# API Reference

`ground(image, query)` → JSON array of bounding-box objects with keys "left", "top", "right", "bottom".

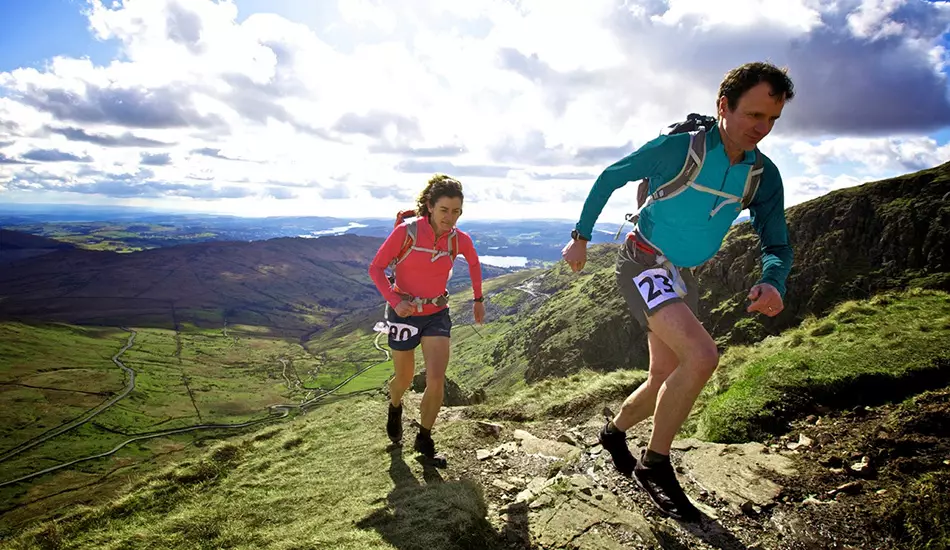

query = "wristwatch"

[
  {"left": 570, "top": 229, "right": 590, "bottom": 242},
  {"left": 473, "top": 297, "right": 484, "bottom": 303}
]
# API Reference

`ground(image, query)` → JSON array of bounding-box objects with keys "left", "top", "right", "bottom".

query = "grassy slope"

[
  {"left": 2, "top": 293, "right": 949, "bottom": 549},
  {"left": 0, "top": 319, "right": 392, "bottom": 531},
  {"left": 688, "top": 288, "right": 950, "bottom": 442},
  {"left": 466, "top": 289, "right": 950, "bottom": 445},
  {"left": 5, "top": 396, "right": 509, "bottom": 550}
]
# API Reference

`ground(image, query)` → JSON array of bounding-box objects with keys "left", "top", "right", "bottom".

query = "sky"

[{"left": 1, "top": 0, "right": 950, "bottom": 222}]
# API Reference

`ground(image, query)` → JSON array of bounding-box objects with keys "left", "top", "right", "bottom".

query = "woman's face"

[{"left": 429, "top": 196, "right": 463, "bottom": 232}]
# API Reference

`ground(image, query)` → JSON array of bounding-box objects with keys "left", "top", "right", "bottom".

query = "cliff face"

[{"left": 698, "top": 161, "right": 950, "bottom": 345}]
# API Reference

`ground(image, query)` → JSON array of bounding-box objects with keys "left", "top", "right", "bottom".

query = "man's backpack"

[{"left": 617, "top": 113, "right": 765, "bottom": 236}]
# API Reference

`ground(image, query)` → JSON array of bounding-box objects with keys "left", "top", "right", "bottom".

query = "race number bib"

[
  {"left": 632, "top": 267, "right": 680, "bottom": 310},
  {"left": 388, "top": 322, "right": 420, "bottom": 342}
]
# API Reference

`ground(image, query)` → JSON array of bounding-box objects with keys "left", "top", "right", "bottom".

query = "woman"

[{"left": 368, "top": 174, "right": 486, "bottom": 461}]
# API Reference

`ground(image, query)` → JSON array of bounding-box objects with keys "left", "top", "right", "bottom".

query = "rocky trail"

[{"left": 394, "top": 387, "right": 950, "bottom": 550}]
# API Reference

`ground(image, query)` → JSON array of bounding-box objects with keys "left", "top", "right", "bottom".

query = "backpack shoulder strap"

[
  {"left": 741, "top": 149, "right": 765, "bottom": 210},
  {"left": 393, "top": 219, "right": 419, "bottom": 266},
  {"left": 643, "top": 128, "right": 707, "bottom": 205},
  {"left": 448, "top": 229, "right": 458, "bottom": 261}
]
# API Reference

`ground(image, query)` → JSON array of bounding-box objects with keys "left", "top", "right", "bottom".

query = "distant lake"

[
  {"left": 479, "top": 255, "right": 528, "bottom": 268},
  {"left": 299, "top": 222, "right": 369, "bottom": 238}
]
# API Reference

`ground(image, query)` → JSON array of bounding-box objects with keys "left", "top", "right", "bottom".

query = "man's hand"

[
  {"left": 747, "top": 283, "right": 783, "bottom": 317},
  {"left": 562, "top": 238, "right": 588, "bottom": 272},
  {"left": 473, "top": 301, "right": 486, "bottom": 324},
  {"left": 394, "top": 300, "right": 415, "bottom": 317}
]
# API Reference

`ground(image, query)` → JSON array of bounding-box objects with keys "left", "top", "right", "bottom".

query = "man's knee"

[
  {"left": 645, "top": 368, "right": 673, "bottom": 390},
  {"left": 687, "top": 340, "right": 719, "bottom": 377}
]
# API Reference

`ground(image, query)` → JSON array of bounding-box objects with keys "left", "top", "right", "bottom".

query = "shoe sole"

[{"left": 633, "top": 469, "right": 699, "bottom": 523}]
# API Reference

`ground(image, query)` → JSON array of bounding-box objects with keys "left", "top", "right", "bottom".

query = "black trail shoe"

[
  {"left": 598, "top": 421, "right": 637, "bottom": 477},
  {"left": 387, "top": 403, "right": 403, "bottom": 444},
  {"left": 633, "top": 450, "right": 700, "bottom": 522}
]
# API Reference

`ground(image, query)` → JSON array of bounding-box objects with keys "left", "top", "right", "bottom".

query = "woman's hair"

[{"left": 415, "top": 174, "right": 463, "bottom": 217}]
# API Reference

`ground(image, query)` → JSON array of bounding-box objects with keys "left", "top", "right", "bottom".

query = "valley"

[{"left": 0, "top": 161, "right": 948, "bottom": 548}]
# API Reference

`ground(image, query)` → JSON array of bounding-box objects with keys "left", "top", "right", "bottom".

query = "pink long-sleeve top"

[{"left": 368, "top": 218, "right": 484, "bottom": 315}]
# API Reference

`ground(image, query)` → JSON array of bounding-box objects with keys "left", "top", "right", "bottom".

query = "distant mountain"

[
  {"left": 0, "top": 233, "right": 513, "bottom": 335},
  {"left": 0, "top": 229, "right": 75, "bottom": 264},
  {"left": 0, "top": 235, "right": 384, "bottom": 335}
]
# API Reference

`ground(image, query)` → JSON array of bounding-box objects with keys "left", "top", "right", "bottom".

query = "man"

[{"left": 561, "top": 62, "right": 794, "bottom": 521}]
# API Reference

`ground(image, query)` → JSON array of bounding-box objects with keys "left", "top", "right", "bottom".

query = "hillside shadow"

[{"left": 356, "top": 445, "right": 532, "bottom": 550}]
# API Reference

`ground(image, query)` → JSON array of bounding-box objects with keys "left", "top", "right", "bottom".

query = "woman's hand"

[{"left": 473, "top": 300, "right": 486, "bottom": 324}]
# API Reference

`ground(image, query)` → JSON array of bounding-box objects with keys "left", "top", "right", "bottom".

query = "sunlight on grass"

[
  {"left": 8, "top": 397, "right": 508, "bottom": 550},
  {"left": 688, "top": 289, "right": 950, "bottom": 443}
]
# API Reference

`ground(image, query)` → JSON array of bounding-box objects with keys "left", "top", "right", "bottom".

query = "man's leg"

[
  {"left": 644, "top": 302, "right": 719, "bottom": 455},
  {"left": 612, "top": 332, "right": 679, "bottom": 432},
  {"left": 630, "top": 300, "right": 716, "bottom": 521}
]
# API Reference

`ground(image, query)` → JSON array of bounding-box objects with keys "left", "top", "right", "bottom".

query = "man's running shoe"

[
  {"left": 598, "top": 421, "right": 637, "bottom": 477},
  {"left": 387, "top": 403, "right": 403, "bottom": 444},
  {"left": 633, "top": 450, "right": 701, "bottom": 522}
]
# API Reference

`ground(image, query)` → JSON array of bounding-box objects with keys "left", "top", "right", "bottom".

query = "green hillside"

[{"left": 5, "top": 289, "right": 949, "bottom": 549}]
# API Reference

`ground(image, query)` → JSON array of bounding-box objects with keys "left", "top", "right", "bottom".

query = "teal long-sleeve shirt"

[{"left": 574, "top": 125, "right": 793, "bottom": 297}]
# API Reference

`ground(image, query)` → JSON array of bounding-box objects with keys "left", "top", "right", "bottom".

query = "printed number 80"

[{"left": 389, "top": 325, "right": 413, "bottom": 342}]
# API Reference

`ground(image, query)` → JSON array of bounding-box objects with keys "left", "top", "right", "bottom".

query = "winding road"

[
  {"left": 0, "top": 328, "right": 138, "bottom": 464},
  {"left": 0, "top": 328, "right": 393, "bottom": 489}
]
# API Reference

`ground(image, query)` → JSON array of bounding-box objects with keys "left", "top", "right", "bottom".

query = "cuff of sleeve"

[{"left": 573, "top": 223, "right": 592, "bottom": 241}]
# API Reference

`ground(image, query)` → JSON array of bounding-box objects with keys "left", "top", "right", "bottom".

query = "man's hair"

[
  {"left": 717, "top": 61, "right": 795, "bottom": 111},
  {"left": 416, "top": 174, "right": 463, "bottom": 217}
]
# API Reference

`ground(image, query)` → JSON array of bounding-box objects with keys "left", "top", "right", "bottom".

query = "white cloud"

[
  {"left": 784, "top": 173, "right": 868, "bottom": 206},
  {"left": 790, "top": 136, "right": 950, "bottom": 175},
  {"left": 0, "top": 0, "right": 949, "bottom": 221}
]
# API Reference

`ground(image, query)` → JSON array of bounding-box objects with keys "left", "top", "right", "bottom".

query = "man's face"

[
  {"left": 718, "top": 82, "right": 786, "bottom": 151},
  {"left": 430, "top": 196, "right": 462, "bottom": 231}
]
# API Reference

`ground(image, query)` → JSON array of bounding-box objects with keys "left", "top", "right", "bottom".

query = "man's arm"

[
  {"left": 748, "top": 159, "right": 793, "bottom": 298},
  {"left": 573, "top": 134, "right": 687, "bottom": 240}
]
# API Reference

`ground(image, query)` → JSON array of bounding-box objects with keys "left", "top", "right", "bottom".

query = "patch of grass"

[
  {"left": 0, "top": 321, "right": 341, "bottom": 528},
  {"left": 7, "top": 396, "right": 513, "bottom": 550},
  {"left": 878, "top": 470, "right": 950, "bottom": 550},
  {"left": 808, "top": 320, "right": 836, "bottom": 336},
  {"left": 689, "top": 290, "right": 950, "bottom": 443},
  {"left": 471, "top": 368, "right": 648, "bottom": 421}
]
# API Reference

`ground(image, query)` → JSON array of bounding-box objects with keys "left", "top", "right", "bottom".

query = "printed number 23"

[{"left": 637, "top": 273, "right": 675, "bottom": 301}]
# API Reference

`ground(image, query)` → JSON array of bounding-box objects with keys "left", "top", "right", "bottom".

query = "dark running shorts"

[
  {"left": 385, "top": 306, "right": 452, "bottom": 351},
  {"left": 615, "top": 237, "right": 698, "bottom": 331}
]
